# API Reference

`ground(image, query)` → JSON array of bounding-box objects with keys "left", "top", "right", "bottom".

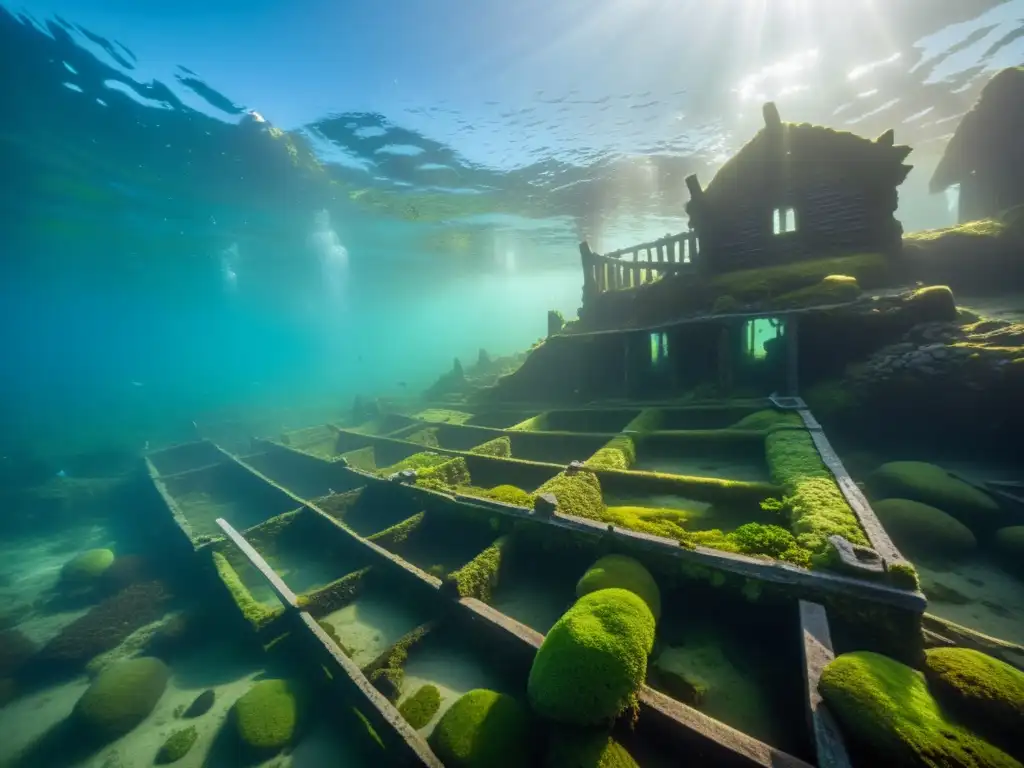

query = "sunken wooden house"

[
  {"left": 685, "top": 102, "right": 913, "bottom": 273},
  {"left": 929, "top": 66, "right": 1024, "bottom": 223}
]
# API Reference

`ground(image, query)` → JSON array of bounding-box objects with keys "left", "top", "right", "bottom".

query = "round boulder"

[
  {"left": 73, "top": 657, "right": 169, "bottom": 743},
  {"left": 576, "top": 555, "right": 661, "bottom": 622},
  {"left": 428, "top": 688, "right": 532, "bottom": 768},
  {"left": 867, "top": 462, "right": 999, "bottom": 525},
  {"left": 872, "top": 499, "right": 977, "bottom": 560},
  {"left": 528, "top": 588, "right": 655, "bottom": 726},
  {"left": 61, "top": 549, "right": 115, "bottom": 586},
  {"left": 234, "top": 679, "right": 299, "bottom": 753}
]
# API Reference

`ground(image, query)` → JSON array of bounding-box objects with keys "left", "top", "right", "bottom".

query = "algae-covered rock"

[
  {"left": 993, "top": 527, "right": 1024, "bottom": 576},
  {"left": 73, "top": 657, "right": 169, "bottom": 742},
  {"left": 428, "top": 688, "right": 532, "bottom": 768},
  {"left": 819, "top": 650, "right": 1019, "bottom": 767},
  {"left": 156, "top": 726, "right": 197, "bottom": 764},
  {"left": 576, "top": 555, "right": 661, "bottom": 621},
  {"left": 61, "top": 548, "right": 115, "bottom": 585},
  {"left": 872, "top": 499, "right": 977, "bottom": 560},
  {"left": 528, "top": 588, "right": 655, "bottom": 726},
  {"left": 867, "top": 462, "right": 1000, "bottom": 524},
  {"left": 469, "top": 437, "right": 512, "bottom": 458},
  {"left": 398, "top": 684, "right": 441, "bottom": 729},
  {"left": 544, "top": 730, "right": 639, "bottom": 768},
  {"left": 234, "top": 679, "right": 300, "bottom": 753},
  {"left": 481, "top": 484, "right": 534, "bottom": 507},
  {"left": 924, "top": 647, "right": 1024, "bottom": 760}
]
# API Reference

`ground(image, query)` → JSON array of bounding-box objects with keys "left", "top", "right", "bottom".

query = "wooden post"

[
  {"left": 786, "top": 314, "right": 800, "bottom": 396},
  {"left": 623, "top": 334, "right": 630, "bottom": 399},
  {"left": 579, "top": 242, "right": 598, "bottom": 306}
]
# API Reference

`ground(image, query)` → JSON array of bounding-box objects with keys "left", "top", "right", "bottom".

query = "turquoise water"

[{"left": 2, "top": 2, "right": 1024, "bottom": 765}]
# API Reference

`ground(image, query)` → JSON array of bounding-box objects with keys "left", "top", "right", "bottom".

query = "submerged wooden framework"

[{"left": 141, "top": 405, "right": 883, "bottom": 768}]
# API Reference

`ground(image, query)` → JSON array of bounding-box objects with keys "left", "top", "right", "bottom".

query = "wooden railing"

[{"left": 580, "top": 230, "right": 700, "bottom": 302}]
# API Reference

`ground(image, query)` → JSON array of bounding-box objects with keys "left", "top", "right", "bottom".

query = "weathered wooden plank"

[
  {"left": 921, "top": 613, "right": 1024, "bottom": 671},
  {"left": 215, "top": 517, "right": 299, "bottom": 610},
  {"left": 799, "top": 601, "right": 853, "bottom": 768}
]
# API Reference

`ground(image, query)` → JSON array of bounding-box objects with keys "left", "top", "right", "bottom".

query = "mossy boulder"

[
  {"left": 872, "top": 499, "right": 977, "bottom": 560},
  {"left": 544, "top": 730, "right": 639, "bottom": 767},
  {"left": 73, "top": 657, "right": 169, "bottom": 742},
  {"left": 819, "top": 650, "right": 1019, "bottom": 767},
  {"left": 233, "top": 679, "right": 300, "bottom": 753},
  {"left": 156, "top": 726, "right": 197, "bottom": 764},
  {"left": 770, "top": 274, "right": 862, "bottom": 309},
  {"left": 428, "top": 688, "right": 532, "bottom": 768},
  {"left": 528, "top": 588, "right": 656, "bottom": 726},
  {"left": 469, "top": 437, "right": 512, "bottom": 458},
  {"left": 398, "top": 684, "right": 441, "bottom": 729},
  {"left": 481, "top": 484, "right": 534, "bottom": 507},
  {"left": 993, "top": 527, "right": 1024, "bottom": 576},
  {"left": 575, "top": 555, "right": 661, "bottom": 621},
  {"left": 61, "top": 548, "right": 115, "bottom": 585},
  {"left": 867, "top": 462, "right": 1000, "bottom": 525},
  {"left": 924, "top": 647, "right": 1024, "bottom": 760}
]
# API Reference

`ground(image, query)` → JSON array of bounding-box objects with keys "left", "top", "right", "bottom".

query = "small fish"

[{"left": 56, "top": 469, "right": 67, "bottom": 478}]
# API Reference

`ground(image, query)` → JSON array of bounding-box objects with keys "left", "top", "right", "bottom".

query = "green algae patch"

[
  {"left": 545, "top": 730, "right": 639, "bottom": 768},
  {"left": 74, "top": 657, "right": 169, "bottom": 743},
  {"left": 364, "top": 622, "right": 434, "bottom": 702},
  {"left": 731, "top": 522, "right": 811, "bottom": 567},
  {"left": 924, "top": 647, "right": 1024, "bottom": 761},
  {"left": 480, "top": 484, "right": 535, "bottom": 506},
  {"left": 510, "top": 413, "right": 548, "bottom": 431},
  {"left": 298, "top": 567, "right": 371, "bottom": 617},
  {"left": 819, "top": 651, "right": 1019, "bottom": 768},
  {"left": 212, "top": 551, "right": 283, "bottom": 629},
  {"left": 156, "top": 726, "right": 197, "bottom": 764},
  {"left": 623, "top": 409, "right": 663, "bottom": 432},
  {"left": 415, "top": 457, "right": 472, "bottom": 492},
  {"left": 340, "top": 446, "right": 377, "bottom": 471},
  {"left": 234, "top": 679, "right": 300, "bottom": 753},
  {"left": 729, "top": 409, "right": 802, "bottom": 430},
  {"left": 377, "top": 451, "right": 450, "bottom": 476},
  {"left": 403, "top": 428, "right": 441, "bottom": 448},
  {"left": 366, "top": 512, "right": 426, "bottom": 549},
  {"left": 399, "top": 684, "right": 442, "bottom": 730},
  {"left": 867, "top": 461, "right": 1000, "bottom": 524},
  {"left": 534, "top": 471, "right": 605, "bottom": 522},
  {"left": 428, "top": 689, "right": 533, "bottom": 768},
  {"left": 768, "top": 274, "right": 862, "bottom": 309},
  {"left": 469, "top": 436, "right": 512, "bottom": 458},
  {"left": 413, "top": 409, "right": 474, "bottom": 425},
  {"left": 765, "top": 429, "right": 868, "bottom": 557},
  {"left": 576, "top": 555, "right": 661, "bottom": 621},
  {"left": 61, "top": 548, "right": 115, "bottom": 585},
  {"left": 583, "top": 435, "right": 636, "bottom": 471},
  {"left": 528, "top": 588, "right": 655, "bottom": 727},
  {"left": 872, "top": 499, "right": 977, "bottom": 560},
  {"left": 447, "top": 535, "right": 513, "bottom": 601}
]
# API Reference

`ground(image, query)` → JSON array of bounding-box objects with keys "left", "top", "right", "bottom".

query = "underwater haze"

[{"left": 2, "top": 0, "right": 1023, "bottom": 455}]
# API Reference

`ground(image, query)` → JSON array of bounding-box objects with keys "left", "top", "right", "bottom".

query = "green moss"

[
  {"left": 528, "top": 588, "right": 656, "bottom": 726},
  {"left": 212, "top": 552, "right": 282, "bottom": 629},
  {"left": 340, "top": 446, "right": 376, "bottom": 471},
  {"left": 447, "top": 535, "right": 513, "bottom": 601},
  {"left": 74, "top": 657, "right": 169, "bottom": 742},
  {"left": 378, "top": 451, "right": 449, "bottom": 476},
  {"left": 480, "top": 484, "right": 535, "bottom": 506},
  {"left": 298, "top": 567, "right": 371, "bottom": 617},
  {"left": 404, "top": 428, "right": 441, "bottom": 448},
  {"left": 428, "top": 689, "right": 532, "bottom": 768},
  {"left": 871, "top": 499, "right": 977, "bottom": 560},
  {"left": 156, "top": 726, "right": 197, "bottom": 764},
  {"left": 61, "top": 548, "right": 115, "bottom": 584},
  {"left": 729, "top": 409, "right": 802, "bottom": 430},
  {"left": 709, "top": 253, "right": 888, "bottom": 306},
  {"left": 924, "top": 647, "right": 1024, "bottom": 760},
  {"left": 867, "top": 462, "right": 1000, "bottom": 523},
  {"left": 622, "top": 409, "right": 662, "bottom": 432},
  {"left": 769, "top": 274, "right": 862, "bottom": 309},
  {"left": 415, "top": 457, "right": 472, "bottom": 492},
  {"left": 819, "top": 651, "right": 1018, "bottom": 767},
  {"left": 398, "top": 684, "right": 442, "bottom": 730},
  {"left": 469, "top": 436, "right": 512, "bottom": 457},
  {"left": 364, "top": 623, "right": 434, "bottom": 702},
  {"left": 731, "top": 522, "right": 811, "bottom": 567},
  {"left": 904, "top": 218, "right": 1006, "bottom": 243},
  {"left": 584, "top": 435, "right": 636, "bottom": 471},
  {"left": 887, "top": 561, "right": 921, "bottom": 591},
  {"left": 366, "top": 512, "right": 426, "bottom": 549},
  {"left": 765, "top": 429, "right": 869, "bottom": 557},
  {"left": 544, "top": 731, "right": 639, "bottom": 768},
  {"left": 534, "top": 471, "right": 606, "bottom": 522},
  {"left": 234, "top": 679, "right": 299, "bottom": 753},
  {"left": 510, "top": 414, "right": 548, "bottom": 431},
  {"left": 412, "top": 409, "right": 474, "bottom": 425},
  {"left": 576, "top": 555, "right": 661, "bottom": 621}
]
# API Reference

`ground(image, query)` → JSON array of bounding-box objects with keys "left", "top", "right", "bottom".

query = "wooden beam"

[{"left": 799, "top": 601, "right": 853, "bottom": 768}]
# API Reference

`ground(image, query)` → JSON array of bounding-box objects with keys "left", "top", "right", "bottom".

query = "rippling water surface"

[{"left": 1, "top": 0, "right": 1022, "bottom": 447}]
